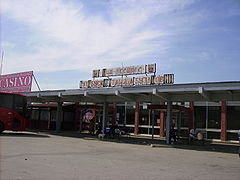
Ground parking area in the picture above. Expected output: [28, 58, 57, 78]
[0, 131, 239, 180]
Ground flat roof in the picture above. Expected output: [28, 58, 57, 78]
[22, 81, 240, 103]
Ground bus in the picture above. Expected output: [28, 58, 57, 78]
[0, 92, 28, 133]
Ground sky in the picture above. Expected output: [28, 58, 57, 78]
[1, 0, 240, 91]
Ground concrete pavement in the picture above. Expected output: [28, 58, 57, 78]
[0, 131, 239, 180]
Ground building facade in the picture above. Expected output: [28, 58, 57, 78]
[28, 100, 240, 142]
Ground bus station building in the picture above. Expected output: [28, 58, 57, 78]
[23, 81, 240, 143]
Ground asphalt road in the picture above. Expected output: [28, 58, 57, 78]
[0, 131, 239, 180]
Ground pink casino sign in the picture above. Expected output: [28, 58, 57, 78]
[0, 71, 33, 93]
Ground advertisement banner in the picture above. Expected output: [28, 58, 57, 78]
[153, 75, 164, 85]
[80, 74, 174, 89]
[92, 64, 155, 78]
[146, 64, 156, 73]
[134, 76, 152, 86]
[0, 71, 33, 93]
[164, 74, 174, 84]
[80, 80, 89, 88]
[89, 79, 104, 88]
[82, 109, 95, 131]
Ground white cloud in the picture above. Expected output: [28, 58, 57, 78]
[1, 41, 16, 50]
[1, 0, 194, 74]
[31, 81, 66, 91]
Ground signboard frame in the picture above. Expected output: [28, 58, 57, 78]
[0, 71, 33, 93]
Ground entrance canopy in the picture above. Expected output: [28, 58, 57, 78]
[22, 81, 240, 103]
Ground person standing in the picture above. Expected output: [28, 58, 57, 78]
[169, 125, 177, 144]
[88, 119, 95, 135]
[189, 129, 195, 145]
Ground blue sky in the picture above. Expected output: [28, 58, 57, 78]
[1, 0, 240, 91]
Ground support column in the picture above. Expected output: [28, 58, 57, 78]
[102, 102, 108, 133]
[74, 103, 80, 131]
[79, 110, 83, 132]
[38, 109, 41, 129]
[112, 103, 117, 126]
[48, 109, 51, 130]
[166, 101, 172, 144]
[56, 102, 63, 132]
[221, 101, 227, 141]
[160, 102, 165, 137]
[177, 111, 182, 138]
[134, 102, 139, 135]
[189, 101, 195, 130]
[151, 110, 155, 140]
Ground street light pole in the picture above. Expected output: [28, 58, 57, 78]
[0, 51, 4, 75]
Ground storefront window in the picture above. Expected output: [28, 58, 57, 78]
[108, 108, 113, 125]
[139, 107, 149, 125]
[149, 128, 160, 135]
[152, 110, 159, 126]
[139, 107, 160, 135]
[29, 109, 39, 129]
[40, 110, 50, 121]
[51, 111, 56, 122]
[194, 106, 206, 128]
[116, 106, 125, 124]
[208, 106, 221, 129]
[126, 105, 134, 125]
[139, 128, 148, 134]
[180, 111, 189, 128]
[227, 132, 239, 141]
[64, 112, 74, 122]
[31, 109, 39, 120]
[207, 131, 220, 139]
[227, 106, 240, 130]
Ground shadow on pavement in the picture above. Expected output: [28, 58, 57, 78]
[27, 130, 239, 154]
[0, 131, 50, 138]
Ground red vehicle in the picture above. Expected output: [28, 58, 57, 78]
[0, 92, 28, 133]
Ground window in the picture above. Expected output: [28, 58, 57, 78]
[227, 106, 240, 130]
[139, 107, 149, 125]
[31, 110, 39, 120]
[51, 111, 57, 122]
[181, 112, 189, 127]
[194, 106, 206, 128]
[14, 95, 25, 116]
[207, 132, 220, 139]
[126, 105, 134, 125]
[0, 93, 13, 110]
[208, 106, 220, 129]
[116, 106, 125, 124]
[152, 110, 160, 126]
[40, 110, 50, 121]
[64, 112, 74, 122]
[227, 132, 239, 141]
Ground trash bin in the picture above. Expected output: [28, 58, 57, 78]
[105, 127, 110, 133]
